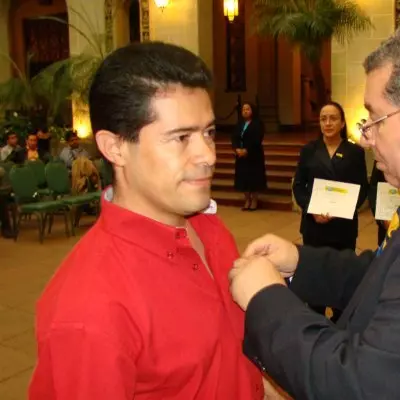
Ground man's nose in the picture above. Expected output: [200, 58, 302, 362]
[192, 133, 216, 166]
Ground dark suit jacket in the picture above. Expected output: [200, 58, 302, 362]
[243, 230, 400, 399]
[293, 138, 368, 245]
[368, 161, 387, 246]
[9, 147, 49, 165]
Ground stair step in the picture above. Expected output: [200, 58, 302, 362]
[216, 159, 298, 172]
[212, 179, 292, 196]
[214, 168, 294, 182]
[212, 191, 292, 211]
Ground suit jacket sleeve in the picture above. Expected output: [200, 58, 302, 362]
[292, 145, 311, 210]
[355, 147, 369, 209]
[290, 245, 375, 309]
[244, 254, 400, 400]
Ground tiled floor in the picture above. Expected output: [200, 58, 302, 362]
[0, 206, 378, 399]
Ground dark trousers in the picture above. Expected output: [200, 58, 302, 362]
[0, 194, 11, 233]
[302, 233, 357, 322]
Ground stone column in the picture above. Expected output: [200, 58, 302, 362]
[331, 0, 395, 174]
[66, 0, 107, 138]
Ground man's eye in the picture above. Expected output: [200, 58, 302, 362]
[205, 129, 216, 139]
[174, 134, 189, 142]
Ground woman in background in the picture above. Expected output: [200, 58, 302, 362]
[292, 101, 369, 321]
[232, 103, 266, 211]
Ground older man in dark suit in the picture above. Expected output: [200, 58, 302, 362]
[229, 29, 400, 400]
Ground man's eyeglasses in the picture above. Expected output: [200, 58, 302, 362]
[357, 109, 400, 139]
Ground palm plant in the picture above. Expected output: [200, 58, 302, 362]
[253, 0, 373, 108]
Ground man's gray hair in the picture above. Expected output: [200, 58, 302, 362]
[364, 29, 400, 106]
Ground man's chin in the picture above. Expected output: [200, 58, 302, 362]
[181, 197, 211, 216]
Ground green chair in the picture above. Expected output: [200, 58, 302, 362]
[26, 160, 51, 196]
[9, 165, 70, 243]
[0, 161, 14, 186]
[45, 162, 100, 235]
[100, 158, 113, 187]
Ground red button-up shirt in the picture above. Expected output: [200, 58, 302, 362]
[29, 195, 263, 399]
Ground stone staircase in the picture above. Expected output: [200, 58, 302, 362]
[212, 139, 305, 211]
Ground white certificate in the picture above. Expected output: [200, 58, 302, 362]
[375, 182, 400, 221]
[307, 179, 361, 220]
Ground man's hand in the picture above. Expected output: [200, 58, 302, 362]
[313, 214, 331, 224]
[242, 234, 299, 278]
[229, 256, 286, 311]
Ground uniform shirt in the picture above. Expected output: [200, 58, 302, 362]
[29, 190, 263, 400]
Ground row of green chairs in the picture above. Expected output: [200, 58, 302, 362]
[8, 162, 101, 243]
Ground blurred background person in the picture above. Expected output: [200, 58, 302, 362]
[231, 103, 266, 211]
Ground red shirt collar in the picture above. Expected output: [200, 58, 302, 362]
[99, 187, 213, 257]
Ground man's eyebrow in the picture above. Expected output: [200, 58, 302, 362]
[164, 120, 216, 135]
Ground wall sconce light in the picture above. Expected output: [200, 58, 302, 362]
[154, 0, 170, 10]
[224, 0, 239, 22]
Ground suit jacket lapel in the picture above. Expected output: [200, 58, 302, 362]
[315, 138, 335, 179]
[338, 229, 400, 332]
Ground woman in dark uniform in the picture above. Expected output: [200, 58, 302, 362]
[231, 103, 266, 211]
[292, 101, 369, 321]
[369, 161, 388, 246]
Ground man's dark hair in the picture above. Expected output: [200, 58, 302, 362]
[64, 130, 78, 142]
[27, 133, 37, 139]
[35, 124, 48, 133]
[6, 131, 17, 140]
[89, 41, 213, 143]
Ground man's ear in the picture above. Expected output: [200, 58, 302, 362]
[95, 130, 126, 167]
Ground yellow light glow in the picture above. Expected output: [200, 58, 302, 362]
[73, 103, 92, 139]
[75, 122, 91, 139]
[348, 107, 367, 144]
[224, 0, 239, 22]
[154, 0, 170, 8]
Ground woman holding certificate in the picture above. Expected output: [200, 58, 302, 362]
[292, 101, 369, 320]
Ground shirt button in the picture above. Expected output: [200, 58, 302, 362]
[167, 251, 174, 259]
[192, 264, 199, 271]
[175, 230, 187, 239]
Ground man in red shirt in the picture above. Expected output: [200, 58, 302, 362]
[29, 42, 266, 399]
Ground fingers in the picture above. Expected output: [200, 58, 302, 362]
[242, 235, 273, 258]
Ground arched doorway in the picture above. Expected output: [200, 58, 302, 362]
[9, 0, 69, 77]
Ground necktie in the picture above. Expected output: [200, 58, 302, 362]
[376, 207, 400, 256]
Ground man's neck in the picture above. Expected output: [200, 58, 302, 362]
[112, 188, 186, 228]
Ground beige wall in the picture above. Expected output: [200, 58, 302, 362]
[149, 0, 213, 66]
[331, 0, 395, 141]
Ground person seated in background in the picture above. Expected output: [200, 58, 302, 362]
[59, 130, 89, 168]
[10, 133, 50, 164]
[0, 131, 21, 161]
[36, 125, 52, 156]
[369, 160, 388, 246]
